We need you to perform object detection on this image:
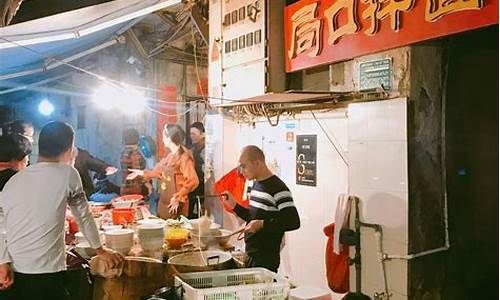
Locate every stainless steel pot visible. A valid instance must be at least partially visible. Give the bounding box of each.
[190,229,233,248]
[167,250,233,273]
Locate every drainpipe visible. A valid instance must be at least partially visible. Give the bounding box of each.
[359,221,390,299]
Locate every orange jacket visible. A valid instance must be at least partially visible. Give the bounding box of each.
[144,146,199,203]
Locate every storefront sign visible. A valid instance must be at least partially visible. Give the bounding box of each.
[296,135,317,186]
[284,0,498,72]
[359,58,392,91]
[156,85,177,159]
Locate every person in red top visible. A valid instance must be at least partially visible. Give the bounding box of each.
[120,128,146,196]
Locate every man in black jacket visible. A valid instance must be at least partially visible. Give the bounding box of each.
[188,122,205,218]
[223,145,300,272]
[74,148,118,197]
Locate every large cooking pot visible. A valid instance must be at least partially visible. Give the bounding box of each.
[167,250,233,273]
[190,229,234,248]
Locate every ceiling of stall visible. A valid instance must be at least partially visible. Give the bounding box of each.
[0,0,183,100]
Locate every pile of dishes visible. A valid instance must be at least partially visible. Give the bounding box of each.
[104,228,134,255]
[138,224,164,254]
[74,231,105,259]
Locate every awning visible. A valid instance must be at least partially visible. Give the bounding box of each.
[0,0,180,89]
[214,92,339,108]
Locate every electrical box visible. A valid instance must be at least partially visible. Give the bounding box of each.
[208,0,285,103]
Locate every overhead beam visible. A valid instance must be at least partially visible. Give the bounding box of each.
[0,73,71,95]
[0,36,122,81]
[189,4,208,45]
[0,0,23,27]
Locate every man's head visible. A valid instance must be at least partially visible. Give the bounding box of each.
[163,124,185,146]
[238,145,269,180]
[123,128,140,146]
[7,120,34,143]
[0,134,32,170]
[190,122,205,146]
[38,121,76,164]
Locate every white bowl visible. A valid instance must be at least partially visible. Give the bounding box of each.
[75,231,104,244]
[104,229,134,255]
[75,242,97,259]
[188,219,221,231]
[102,224,123,232]
[139,239,164,252]
[137,219,166,228]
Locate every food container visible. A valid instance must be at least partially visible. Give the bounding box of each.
[112,208,136,225]
[102,224,123,232]
[164,226,189,250]
[75,242,97,259]
[137,218,166,228]
[138,225,164,253]
[191,229,233,249]
[112,194,143,208]
[104,229,134,255]
[175,268,290,300]
[168,250,233,273]
[75,231,104,244]
[188,218,221,234]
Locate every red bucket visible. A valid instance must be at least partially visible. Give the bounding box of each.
[112,208,136,225]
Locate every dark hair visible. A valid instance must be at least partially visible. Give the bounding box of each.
[0,134,32,162]
[123,128,140,145]
[38,121,74,158]
[190,122,205,133]
[165,124,185,145]
[7,120,33,136]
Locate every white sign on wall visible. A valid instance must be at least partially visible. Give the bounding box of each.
[222,0,265,69]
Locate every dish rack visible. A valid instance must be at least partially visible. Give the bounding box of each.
[174,267,290,300]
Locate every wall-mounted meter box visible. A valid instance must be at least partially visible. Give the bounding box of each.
[209,0,286,103]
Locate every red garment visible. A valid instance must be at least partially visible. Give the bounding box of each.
[324,223,350,293]
[213,168,248,212]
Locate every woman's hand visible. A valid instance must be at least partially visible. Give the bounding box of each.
[168,198,180,214]
[126,169,144,180]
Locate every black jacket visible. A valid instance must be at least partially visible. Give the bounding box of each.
[74,148,109,197]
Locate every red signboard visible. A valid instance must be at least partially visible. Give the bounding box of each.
[156,85,177,158]
[285,0,499,72]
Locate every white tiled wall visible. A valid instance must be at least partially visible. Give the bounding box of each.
[348,98,409,299]
[220,112,349,299]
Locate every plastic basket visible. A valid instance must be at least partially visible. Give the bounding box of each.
[175,267,290,300]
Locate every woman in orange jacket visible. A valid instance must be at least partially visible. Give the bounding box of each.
[127,124,199,219]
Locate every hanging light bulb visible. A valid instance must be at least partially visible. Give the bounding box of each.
[38,99,55,116]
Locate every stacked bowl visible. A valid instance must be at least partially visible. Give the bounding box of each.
[104,228,134,255]
[138,224,164,254]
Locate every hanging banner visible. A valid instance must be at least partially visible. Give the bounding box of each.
[156,85,177,159]
[284,0,499,72]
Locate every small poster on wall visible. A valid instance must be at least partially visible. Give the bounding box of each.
[296,135,317,186]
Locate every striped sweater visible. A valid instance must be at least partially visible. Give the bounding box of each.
[234,175,300,259]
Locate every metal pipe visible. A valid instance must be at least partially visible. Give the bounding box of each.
[0,37,120,80]
[0,73,70,95]
[354,197,362,294]
[360,221,390,299]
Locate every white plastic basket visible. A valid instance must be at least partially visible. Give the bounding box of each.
[174,267,290,300]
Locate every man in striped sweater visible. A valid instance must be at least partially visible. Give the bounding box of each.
[224,145,300,272]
